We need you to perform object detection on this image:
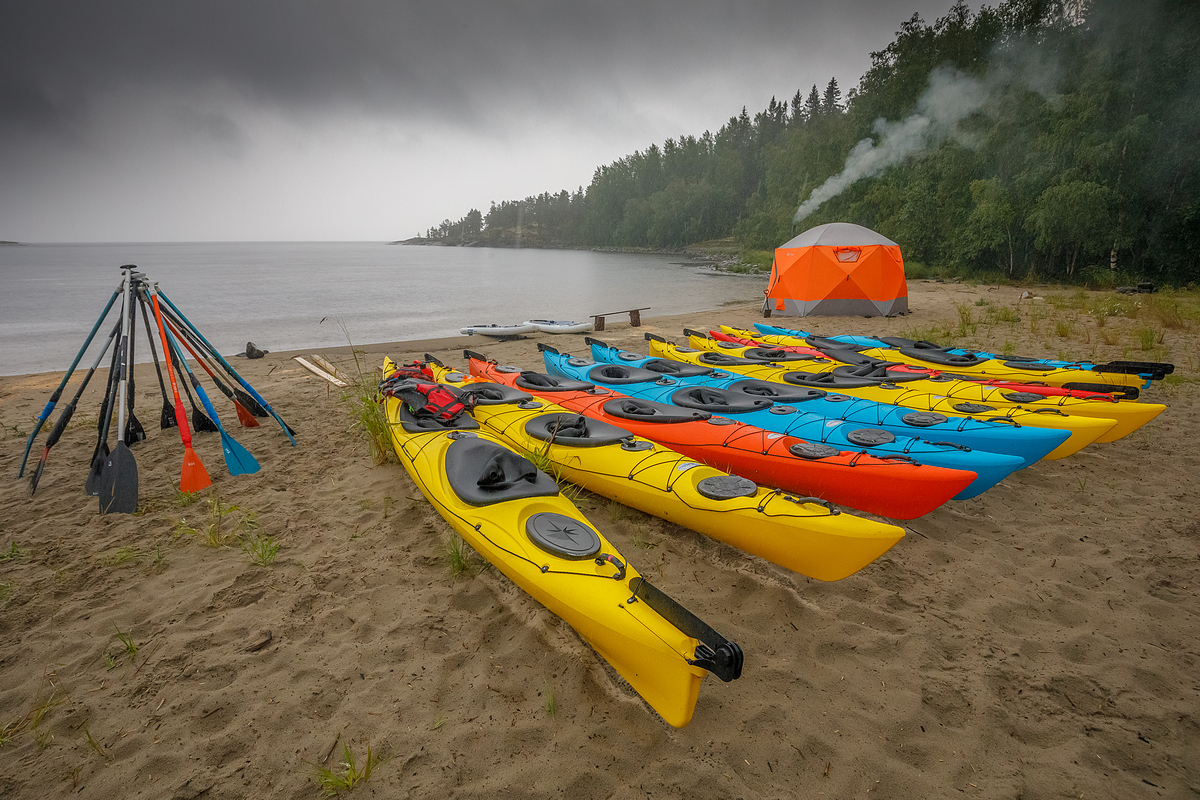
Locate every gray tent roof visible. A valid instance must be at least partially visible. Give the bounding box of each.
[779,222,898,249]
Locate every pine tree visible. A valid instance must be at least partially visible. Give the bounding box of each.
[822,77,842,114]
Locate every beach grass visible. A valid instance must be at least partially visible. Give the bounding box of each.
[242,534,280,566]
[310,741,377,796]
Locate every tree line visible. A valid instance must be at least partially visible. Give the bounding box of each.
[425,0,1198,286]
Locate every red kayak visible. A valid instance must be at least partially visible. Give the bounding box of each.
[458,352,976,520]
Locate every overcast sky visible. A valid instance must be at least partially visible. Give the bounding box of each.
[1,1,966,242]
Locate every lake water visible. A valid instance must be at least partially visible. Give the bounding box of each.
[0,242,765,376]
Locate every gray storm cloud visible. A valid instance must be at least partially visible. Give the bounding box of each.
[794,66,989,224]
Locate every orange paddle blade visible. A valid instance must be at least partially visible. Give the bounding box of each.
[235,401,260,427]
[180,446,212,493]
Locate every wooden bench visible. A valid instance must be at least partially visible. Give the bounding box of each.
[590,307,650,332]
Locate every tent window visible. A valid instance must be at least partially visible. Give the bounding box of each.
[834,247,861,263]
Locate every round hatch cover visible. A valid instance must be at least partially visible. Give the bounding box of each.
[846,428,896,446]
[790,441,840,459]
[526,513,601,560]
[902,411,948,427]
[954,402,996,414]
[1002,392,1044,403]
[696,475,759,500]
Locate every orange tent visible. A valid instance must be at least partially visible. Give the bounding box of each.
[763,223,908,317]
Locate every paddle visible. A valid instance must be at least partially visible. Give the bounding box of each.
[150,287,211,493]
[163,314,259,427]
[17,285,121,478]
[85,325,123,496]
[122,288,147,447]
[163,322,260,476]
[98,268,139,514]
[30,321,120,494]
[158,289,296,444]
[135,290,176,429]
[156,298,272,421]
[160,317,218,434]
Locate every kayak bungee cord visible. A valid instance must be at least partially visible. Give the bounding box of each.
[17,284,121,478]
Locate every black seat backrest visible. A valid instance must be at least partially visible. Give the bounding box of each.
[725,379,828,403]
[587,364,663,385]
[697,352,761,367]
[601,397,712,424]
[524,413,633,447]
[670,386,774,414]
[639,359,714,378]
[829,364,925,383]
[463,382,533,405]
[515,371,595,392]
[898,347,986,367]
[444,437,560,506]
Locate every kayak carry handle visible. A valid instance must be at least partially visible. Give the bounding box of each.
[536,343,560,354]
[595,553,626,581]
[644,332,667,343]
[627,577,743,683]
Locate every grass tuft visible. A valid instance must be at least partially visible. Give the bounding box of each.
[0,542,28,562]
[310,741,377,797]
[545,682,558,717]
[113,624,138,661]
[242,534,280,566]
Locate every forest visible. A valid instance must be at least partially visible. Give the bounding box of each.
[423,0,1199,286]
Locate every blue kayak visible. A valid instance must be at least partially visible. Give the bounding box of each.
[575,339,1071,471]
[540,347,1026,501]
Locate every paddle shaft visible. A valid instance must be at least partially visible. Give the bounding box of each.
[135,291,173,409]
[17,285,121,477]
[158,289,296,445]
[149,289,197,448]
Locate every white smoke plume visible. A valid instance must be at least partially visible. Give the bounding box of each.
[793,66,989,224]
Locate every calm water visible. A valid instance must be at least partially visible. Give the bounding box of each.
[0,242,764,376]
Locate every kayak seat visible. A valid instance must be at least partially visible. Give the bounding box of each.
[780,371,879,389]
[829,364,925,383]
[805,336,866,353]
[444,437,560,507]
[525,413,633,447]
[397,404,480,434]
[602,397,712,424]
[463,382,534,405]
[697,352,761,367]
[638,359,714,378]
[725,379,828,403]
[897,347,986,367]
[516,371,595,393]
[670,386,774,414]
[740,348,820,363]
[587,364,663,385]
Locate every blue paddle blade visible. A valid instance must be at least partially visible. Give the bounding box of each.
[219,430,260,476]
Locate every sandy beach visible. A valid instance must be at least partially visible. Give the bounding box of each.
[1,280,1197,799]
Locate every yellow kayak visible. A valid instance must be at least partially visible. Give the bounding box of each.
[422,357,905,581]
[648,337,1114,459]
[381,359,741,728]
[693,332,1164,443]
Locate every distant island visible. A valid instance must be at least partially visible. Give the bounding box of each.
[0,241,24,246]
[412,0,1198,288]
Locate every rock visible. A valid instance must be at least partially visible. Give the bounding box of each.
[1137,282,1157,293]
[245,341,269,359]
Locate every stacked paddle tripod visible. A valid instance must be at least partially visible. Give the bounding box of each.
[17,265,296,513]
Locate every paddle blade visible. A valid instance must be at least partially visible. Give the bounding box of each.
[234,401,260,428]
[124,412,146,446]
[84,442,110,496]
[98,442,138,514]
[220,431,260,476]
[29,448,50,494]
[193,406,219,433]
[180,446,212,493]
[235,388,269,417]
[161,401,177,429]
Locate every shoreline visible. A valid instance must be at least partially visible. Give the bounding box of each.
[1,282,1196,798]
